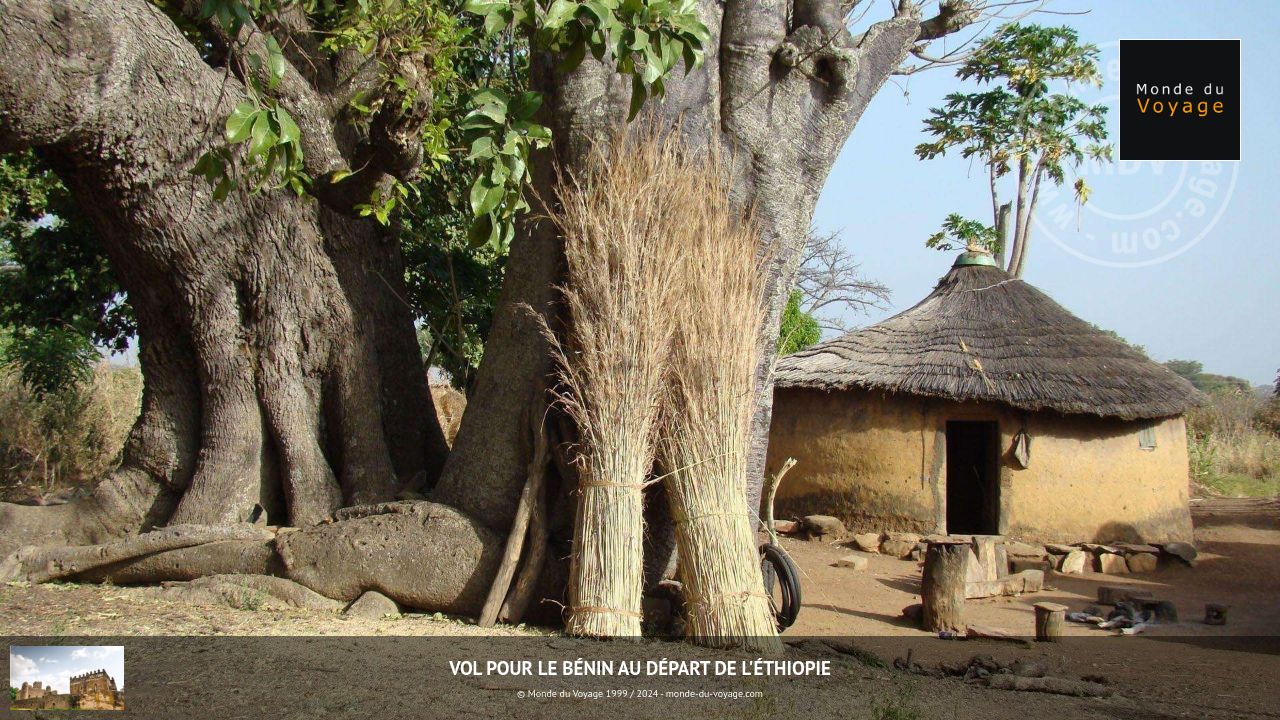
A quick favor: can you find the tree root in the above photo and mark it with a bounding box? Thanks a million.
[0,524,275,583]
[0,501,520,618]
[155,574,344,612]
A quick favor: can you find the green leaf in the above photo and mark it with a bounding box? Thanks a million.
[212,176,232,201]
[558,40,588,73]
[276,107,301,145]
[509,91,543,120]
[225,101,257,143]
[544,0,577,29]
[469,177,504,216]
[627,75,646,121]
[467,136,496,160]
[458,112,498,131]
[329,168,355,184]
[629,28,649,51]
[467,213,494,248]
[248,113,278,158]
[265,36,286,90]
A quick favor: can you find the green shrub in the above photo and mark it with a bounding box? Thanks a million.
[1186,390,1280,498]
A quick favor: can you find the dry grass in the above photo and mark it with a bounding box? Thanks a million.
[1187,391,1280,498]
[548,132,686,638]
[548,130,781,648]
[429,384,466,448]
[0,361,142,502]
[655,147,781,653]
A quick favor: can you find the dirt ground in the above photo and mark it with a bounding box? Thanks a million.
[2,497,1277,719]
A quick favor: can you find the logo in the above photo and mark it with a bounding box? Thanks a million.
[1035,40,1238,268]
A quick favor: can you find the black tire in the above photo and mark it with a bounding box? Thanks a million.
[760,542,802,631]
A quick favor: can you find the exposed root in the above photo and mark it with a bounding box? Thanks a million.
[73,540,282,584]
[1,524,275,583]
[156,574,344,612]
[0,501,545,618]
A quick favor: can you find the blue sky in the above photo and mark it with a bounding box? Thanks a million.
[819,0,1278,385]
[9,646,125,693]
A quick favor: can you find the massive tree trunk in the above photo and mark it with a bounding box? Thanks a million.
[439,0,960,532]
[0,0,449,557]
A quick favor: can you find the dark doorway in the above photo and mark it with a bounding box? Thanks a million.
[945,421,1000,535]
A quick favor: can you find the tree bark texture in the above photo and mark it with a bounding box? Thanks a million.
[0,0,449,556]
[439,0,942,534]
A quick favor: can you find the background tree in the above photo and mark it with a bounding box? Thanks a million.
[916,23,1111,276]
[0,153,132,394]
[1165,359,1252,395]
[796,227,889,334]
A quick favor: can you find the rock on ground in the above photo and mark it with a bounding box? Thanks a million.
[345,590,401,620]
[1096,553,1129,575]
[836,554,869,571]
[803,515,846,540]
[1126,552,1158,574]
[1057,550,1088,575]
[852,533,882,553]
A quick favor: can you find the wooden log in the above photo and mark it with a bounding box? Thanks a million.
[921,541,969,633]
[1034,601,1067,642]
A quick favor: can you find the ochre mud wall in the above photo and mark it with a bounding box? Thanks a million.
[766,387,1193,543]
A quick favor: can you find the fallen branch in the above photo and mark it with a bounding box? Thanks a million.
[480,389,549,628]
[762,457,797,545]
[499,412,553,624]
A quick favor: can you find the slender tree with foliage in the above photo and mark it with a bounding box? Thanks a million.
[916,23,1111,276]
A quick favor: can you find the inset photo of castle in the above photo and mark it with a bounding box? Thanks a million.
[9,646,125,711]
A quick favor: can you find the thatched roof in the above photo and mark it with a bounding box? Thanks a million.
[775,257,1201,420]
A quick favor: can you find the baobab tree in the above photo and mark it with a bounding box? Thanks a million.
[0,0,1032,612]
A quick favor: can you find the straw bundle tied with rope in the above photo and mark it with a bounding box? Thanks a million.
[547,131,778,648]
[656,149,782,654]
[547,129,780,650]
[548,133,685,638]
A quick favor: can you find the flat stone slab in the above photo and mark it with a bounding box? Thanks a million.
[1005,540,1048,558]
[835,554,869,571]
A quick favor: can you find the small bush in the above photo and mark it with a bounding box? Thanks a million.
[0,360,141,501]
[1186,390,1280,498]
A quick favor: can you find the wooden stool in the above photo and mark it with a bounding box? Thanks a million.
[1033,602,1068,641]
[922,541,969,632]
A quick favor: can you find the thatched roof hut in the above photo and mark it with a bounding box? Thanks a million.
[767,252,1199,545]
[776,253,1200,420]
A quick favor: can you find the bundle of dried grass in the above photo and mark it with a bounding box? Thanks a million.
[548,133,685,638]
[658,152,782,653]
